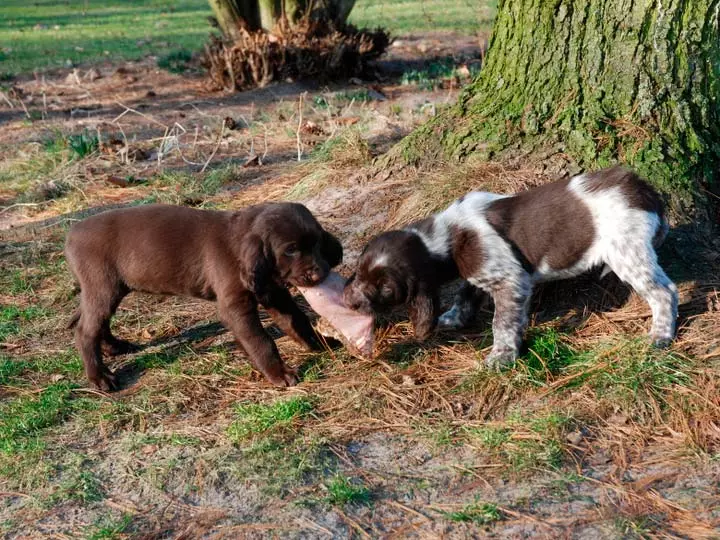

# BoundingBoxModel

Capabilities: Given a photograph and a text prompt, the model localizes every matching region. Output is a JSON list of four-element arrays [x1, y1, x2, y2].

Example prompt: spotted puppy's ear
[[408, 285, 439, 340], [240, 234, 275, 305], [320, 230, 343, 268]]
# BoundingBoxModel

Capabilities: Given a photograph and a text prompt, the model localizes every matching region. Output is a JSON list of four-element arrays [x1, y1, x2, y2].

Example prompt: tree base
[[202, 20, 390, 91]]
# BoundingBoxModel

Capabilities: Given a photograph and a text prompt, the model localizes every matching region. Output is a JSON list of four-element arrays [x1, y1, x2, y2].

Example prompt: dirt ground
[[1, 33, 719, 539]]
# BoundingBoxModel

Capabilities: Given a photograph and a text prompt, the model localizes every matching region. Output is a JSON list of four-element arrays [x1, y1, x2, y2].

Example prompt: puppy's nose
[[307, 268, 326, 285]]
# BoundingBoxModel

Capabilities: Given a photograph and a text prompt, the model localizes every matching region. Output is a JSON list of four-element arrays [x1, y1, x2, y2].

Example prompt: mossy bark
[[394, 0, 720, 217]]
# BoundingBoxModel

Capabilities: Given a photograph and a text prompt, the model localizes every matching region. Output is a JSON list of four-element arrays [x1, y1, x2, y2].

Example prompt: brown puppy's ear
[[240, 234, 274, 305], [409, 286, 439, 340], [320, 230, 343, 268]]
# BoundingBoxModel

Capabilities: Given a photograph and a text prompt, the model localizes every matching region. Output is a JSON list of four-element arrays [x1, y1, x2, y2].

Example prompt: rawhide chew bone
[[298, 272, 374, 359]]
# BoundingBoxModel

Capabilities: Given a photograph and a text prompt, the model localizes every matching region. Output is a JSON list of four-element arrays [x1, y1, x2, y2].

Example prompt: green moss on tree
[[393, 0, 720, 217]]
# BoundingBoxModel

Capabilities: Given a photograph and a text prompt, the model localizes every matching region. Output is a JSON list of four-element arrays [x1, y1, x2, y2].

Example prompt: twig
[[112, 100, 169, 129], [0, 91, 14, 108], [200, 122, 225, 173], [261, 123, 269, 163], [295, 517, 334, 537], [296, 92, 305, 161], [335, 509, 371, 539], [0, 202, 49, 214]]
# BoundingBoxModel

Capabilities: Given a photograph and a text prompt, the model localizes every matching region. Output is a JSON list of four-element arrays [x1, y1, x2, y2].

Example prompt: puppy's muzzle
[[343, 281, 374, 314]]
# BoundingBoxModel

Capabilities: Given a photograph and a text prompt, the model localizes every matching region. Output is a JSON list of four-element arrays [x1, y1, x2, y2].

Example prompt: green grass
[[349, 0, 497, 36], [324, 474, 372, 506], [53, 467, 104, 504], [463, 425, 511, 449], [0, 305, 49, 342], [86, 514, 133, 540], [439, 501, 501, 525], [0, 0, 213, 76], [0, 350, 83, 386], [0, 1, 496, 77], [227, 396, 314, 441], [157, 48, 193, 73], [0, 382, 97, 454], [236, 436, 335, 496], [401, 58, 482, 90]]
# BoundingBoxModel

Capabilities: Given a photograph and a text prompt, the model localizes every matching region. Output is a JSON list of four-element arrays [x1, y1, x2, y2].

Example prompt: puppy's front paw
[[266, 367, 299, 387], [650, 335, 673, 349], [484, 348, 517, 371], [438, 307, 464, 330]]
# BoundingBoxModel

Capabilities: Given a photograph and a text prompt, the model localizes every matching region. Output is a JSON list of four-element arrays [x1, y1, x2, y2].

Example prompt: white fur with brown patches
[[409, 173, 678, 368]]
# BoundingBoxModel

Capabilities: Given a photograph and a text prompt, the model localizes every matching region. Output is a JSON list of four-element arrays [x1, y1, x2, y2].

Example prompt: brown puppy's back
[[65, 204, 243, 300]]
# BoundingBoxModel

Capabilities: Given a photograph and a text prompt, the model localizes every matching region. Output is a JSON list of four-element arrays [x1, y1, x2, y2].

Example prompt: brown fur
[[450, 225, 484, 278], [584, 166, 665, 218], [485, 178, 596, 272], [65, 203, 342, 391]]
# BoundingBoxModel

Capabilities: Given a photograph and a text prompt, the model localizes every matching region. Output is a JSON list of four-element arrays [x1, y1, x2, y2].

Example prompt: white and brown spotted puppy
[[344, 167, 678, 369]]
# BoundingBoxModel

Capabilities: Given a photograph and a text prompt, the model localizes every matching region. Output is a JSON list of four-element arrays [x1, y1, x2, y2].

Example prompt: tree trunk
[[209, 0, 357, 35], [393, 0, 720, 217]]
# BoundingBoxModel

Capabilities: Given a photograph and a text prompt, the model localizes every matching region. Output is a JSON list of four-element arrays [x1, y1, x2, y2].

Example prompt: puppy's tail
[[67, 310, 81, 330]]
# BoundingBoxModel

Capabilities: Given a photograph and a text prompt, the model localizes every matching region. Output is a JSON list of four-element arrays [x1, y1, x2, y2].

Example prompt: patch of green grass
[[0, 304, 49, 342], [439, 501, 501, 525], [0, 382, 97, 454], [298, 351, 336, 382], [516, 328, 583, 385], [150, 168, 233, 203], [131, 432, 202, 448], [505, 438, 564, 473], [227, 396, 314, 441], [157, 48, 193, 73], [134, 349, 184, 370], [468, 411, 573, 474], [235, 435, 335, 496], [584, 340, 691, 406], [307, 128, 370, 164], [67, 131, 99, 159], [401, 59, 481, 90], [43, 130, 69, 154], [349, 0, 497, 36], [414, 417, 458, 448], [464, 425, 511, 449], [86, 514, 133, 540], [0, 349, 83, 386], [0, 0, 214, 75], [614, 515, 656, 539], [53, 468, 104, 504], [324, 474, 372, 506], [334, 88, 373, 102]]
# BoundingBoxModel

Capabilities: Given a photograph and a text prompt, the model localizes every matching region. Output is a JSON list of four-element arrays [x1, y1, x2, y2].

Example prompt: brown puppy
[[65, 203, 342, 390]]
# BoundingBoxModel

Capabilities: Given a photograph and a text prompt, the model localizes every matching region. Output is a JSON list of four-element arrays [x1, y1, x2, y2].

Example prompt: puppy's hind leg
[[75, 286, 123, 391], [605, 241, 678, 348], [439, 281, 487, 329]]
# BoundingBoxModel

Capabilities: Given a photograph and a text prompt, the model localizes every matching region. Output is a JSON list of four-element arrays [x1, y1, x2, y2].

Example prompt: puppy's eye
[[284, 245, 300, 257]]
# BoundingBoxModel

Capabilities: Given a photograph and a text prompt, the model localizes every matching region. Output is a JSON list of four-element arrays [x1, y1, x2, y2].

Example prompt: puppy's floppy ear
[[320, 230, 343, 268], [408, 285, 439, 340], [240, 234, 274, 305]]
